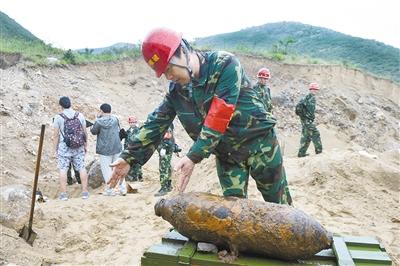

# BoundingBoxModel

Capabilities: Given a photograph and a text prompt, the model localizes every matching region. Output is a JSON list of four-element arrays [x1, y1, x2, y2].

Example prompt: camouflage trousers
[[159, 151, 172, 189], [298, 120, 322, 156], [127, 164, 143, 181], [216, 131, 292, 205]]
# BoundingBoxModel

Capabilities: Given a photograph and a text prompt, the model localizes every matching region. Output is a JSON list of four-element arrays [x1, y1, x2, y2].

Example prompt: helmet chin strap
[[170, 41, 196, 82]]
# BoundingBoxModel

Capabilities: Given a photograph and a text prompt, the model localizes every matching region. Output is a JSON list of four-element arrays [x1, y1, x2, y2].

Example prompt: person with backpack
[[108, 28, 292, 205], [155, 124, 182, 197], [295, 82, 323, 157], [91, 103, 127, 196], [254, 68, 273, 114], [52, 96, 89, 200]]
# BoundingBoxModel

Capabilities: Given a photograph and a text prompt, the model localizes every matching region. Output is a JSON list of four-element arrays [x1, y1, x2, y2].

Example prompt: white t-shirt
[[53, 108, 86, 155]]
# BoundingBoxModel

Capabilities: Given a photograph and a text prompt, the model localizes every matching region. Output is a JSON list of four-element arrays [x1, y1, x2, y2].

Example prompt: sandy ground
[[0, 57, 399, 265]]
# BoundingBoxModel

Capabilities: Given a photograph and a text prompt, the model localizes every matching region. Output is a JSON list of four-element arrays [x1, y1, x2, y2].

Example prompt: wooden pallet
[[141, 229, 392, 266]]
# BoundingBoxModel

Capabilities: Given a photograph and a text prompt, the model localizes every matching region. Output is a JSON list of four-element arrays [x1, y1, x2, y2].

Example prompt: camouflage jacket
[[121, 51, 276, 166], [300, 93, 316, 121], [254, 83, 272, 113], [123, 125, 140, 150]]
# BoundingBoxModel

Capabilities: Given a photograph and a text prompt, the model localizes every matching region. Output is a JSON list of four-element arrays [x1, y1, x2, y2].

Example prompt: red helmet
[[128, 116, 137, 123], [142, 28, 182, 78], [257, 68, 271, 79], [309, 82, 319, 90]]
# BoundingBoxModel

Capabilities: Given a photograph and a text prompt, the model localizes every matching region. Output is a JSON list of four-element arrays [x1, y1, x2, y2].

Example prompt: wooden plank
[[350, 250, 392, 265], [332, 236, 355, 266]]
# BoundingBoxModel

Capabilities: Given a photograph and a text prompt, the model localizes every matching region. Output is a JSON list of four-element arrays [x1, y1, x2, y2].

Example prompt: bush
[[62, 49, 76, 64], [272, 52, 285, 61]]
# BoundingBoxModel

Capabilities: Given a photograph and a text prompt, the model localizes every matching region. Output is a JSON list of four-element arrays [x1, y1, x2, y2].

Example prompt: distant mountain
[[75, 42, 136, 55], [194, 22, 400, 82], [0, 11, 41, 42]]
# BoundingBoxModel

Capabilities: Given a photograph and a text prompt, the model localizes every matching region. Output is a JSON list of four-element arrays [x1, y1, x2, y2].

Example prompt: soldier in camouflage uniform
[[297, 83, 323, 157], [155, 124, 181, 196], [109, 28, 292, 205], [253, 68, 273, 113], [124, 116, 143, 181]]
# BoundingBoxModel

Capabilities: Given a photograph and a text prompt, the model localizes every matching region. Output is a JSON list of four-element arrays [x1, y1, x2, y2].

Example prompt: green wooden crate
[[141, 230, 392, 266]]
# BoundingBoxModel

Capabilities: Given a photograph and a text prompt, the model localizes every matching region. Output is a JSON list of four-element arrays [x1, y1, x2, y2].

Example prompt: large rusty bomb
[[155, 192, 332, 260]]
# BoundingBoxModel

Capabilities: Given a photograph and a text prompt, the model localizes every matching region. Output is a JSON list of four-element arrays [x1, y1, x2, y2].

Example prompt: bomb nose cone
[[154, 198, 166, 217]]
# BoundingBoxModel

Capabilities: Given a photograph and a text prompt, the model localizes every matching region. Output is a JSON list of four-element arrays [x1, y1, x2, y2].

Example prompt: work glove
[[160, 148, 166, 157]]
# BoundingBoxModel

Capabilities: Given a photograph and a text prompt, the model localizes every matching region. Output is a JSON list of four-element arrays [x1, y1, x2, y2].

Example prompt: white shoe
[[103, 188, 116, 196]]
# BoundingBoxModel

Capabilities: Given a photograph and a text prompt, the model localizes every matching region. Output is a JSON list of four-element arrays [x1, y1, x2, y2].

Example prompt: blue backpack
[[60, 112, 86, 148]]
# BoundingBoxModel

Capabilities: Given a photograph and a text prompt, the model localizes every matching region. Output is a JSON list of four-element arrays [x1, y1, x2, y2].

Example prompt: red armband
[[204, 96, 235, 133]]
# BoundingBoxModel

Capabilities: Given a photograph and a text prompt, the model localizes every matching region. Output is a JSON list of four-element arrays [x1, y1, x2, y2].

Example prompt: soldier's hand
[[108, 158, 130, 188], [174, 156, 195, 194]]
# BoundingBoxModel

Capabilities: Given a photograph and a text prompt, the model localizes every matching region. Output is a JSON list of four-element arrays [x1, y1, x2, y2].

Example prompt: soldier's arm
[[120, 97, 176, 166], [305, 96, 316, 120], [187, 54, 240, 163]]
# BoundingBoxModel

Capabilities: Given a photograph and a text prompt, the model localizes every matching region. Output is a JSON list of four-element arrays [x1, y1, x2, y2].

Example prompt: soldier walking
[[296, 83, 323, 157]]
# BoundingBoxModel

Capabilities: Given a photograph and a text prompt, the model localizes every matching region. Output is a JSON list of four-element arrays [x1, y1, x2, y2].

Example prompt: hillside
[[0, 57, 399, 265], [75, 43, 137, 55], [0, 11, 41, 42], [194, 22, 400, 83]]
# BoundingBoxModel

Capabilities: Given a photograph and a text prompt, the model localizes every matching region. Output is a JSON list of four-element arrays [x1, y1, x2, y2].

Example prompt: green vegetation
[[195, 22, 400, 83], [0, 11, 40, 42], [0, 37, 63, 64]]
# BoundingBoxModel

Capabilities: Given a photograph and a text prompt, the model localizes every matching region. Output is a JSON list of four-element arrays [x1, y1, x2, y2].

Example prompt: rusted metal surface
[[155, 192, 332, 260]]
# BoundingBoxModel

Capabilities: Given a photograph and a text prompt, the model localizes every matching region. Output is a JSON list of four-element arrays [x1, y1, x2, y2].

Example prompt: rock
[[198, 242, 218, 253], [23, 106, 33, 116], [0, 185, 43, 230], [22, 83, 31, 90], [87, 160, 104, 189]]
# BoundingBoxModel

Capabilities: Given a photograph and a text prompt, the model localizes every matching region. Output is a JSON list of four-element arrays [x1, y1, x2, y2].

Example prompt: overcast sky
[[1, 0, 399, 49]]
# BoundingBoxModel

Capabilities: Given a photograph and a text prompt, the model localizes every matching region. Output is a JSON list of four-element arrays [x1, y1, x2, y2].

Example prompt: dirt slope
[[0, 57, 399, 265]]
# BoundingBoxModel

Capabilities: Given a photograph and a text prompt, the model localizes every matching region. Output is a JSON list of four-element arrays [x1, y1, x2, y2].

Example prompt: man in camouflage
[[124, 116, 143, 181], [109, 28, 292, 205], [155, 124, 181, 196], [253, 68, 273, 113], [297, 83, 323, 157]]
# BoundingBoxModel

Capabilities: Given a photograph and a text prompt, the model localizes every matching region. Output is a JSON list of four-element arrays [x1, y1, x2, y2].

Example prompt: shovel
[[19, 124, 45, 245]]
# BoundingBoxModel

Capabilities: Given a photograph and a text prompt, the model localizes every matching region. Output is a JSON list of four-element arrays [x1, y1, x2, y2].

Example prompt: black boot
[[165, 180, 172, 192], [154, 187, 169, 197]]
